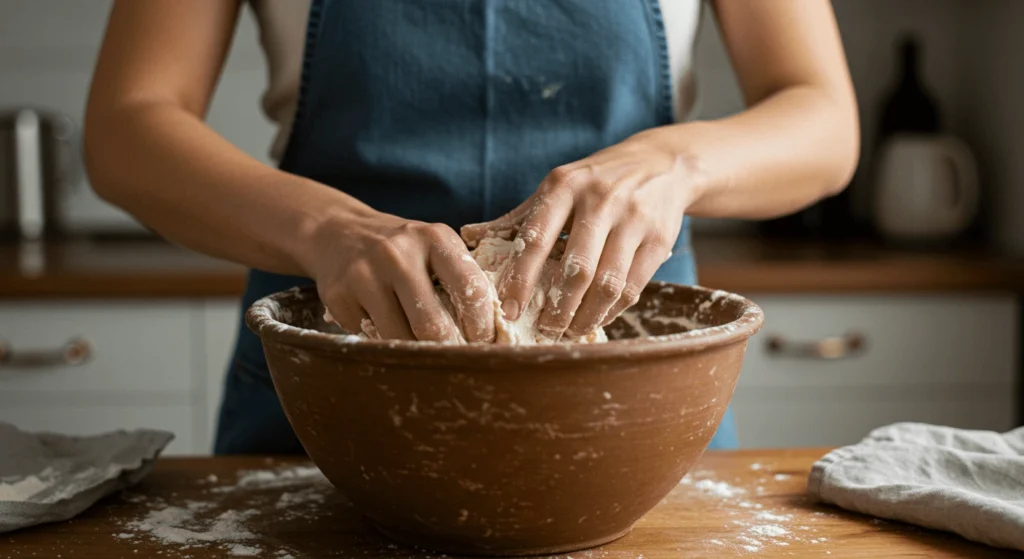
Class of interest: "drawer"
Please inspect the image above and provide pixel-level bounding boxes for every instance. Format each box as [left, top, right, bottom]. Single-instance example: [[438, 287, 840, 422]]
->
[[0, 403, 197, 456], [0, 302, 196, 394], [731, 385, 1017, 449], [738, 295, 1017, 388], [201, 300, 242, 453]]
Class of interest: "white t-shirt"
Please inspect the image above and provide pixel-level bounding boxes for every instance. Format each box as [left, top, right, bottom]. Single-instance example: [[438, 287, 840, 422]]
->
[[248, 0, 703, 162]]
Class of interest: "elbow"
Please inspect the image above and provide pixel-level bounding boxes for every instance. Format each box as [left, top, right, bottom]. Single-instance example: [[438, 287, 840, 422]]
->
[[83, 103, 127, 207], [820, 95, 861, 198]]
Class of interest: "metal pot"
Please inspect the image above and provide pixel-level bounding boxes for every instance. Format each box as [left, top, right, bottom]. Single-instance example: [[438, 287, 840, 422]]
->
[[0, 107, 81, 241]]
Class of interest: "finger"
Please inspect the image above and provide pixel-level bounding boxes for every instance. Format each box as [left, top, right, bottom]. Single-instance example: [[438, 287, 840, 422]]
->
[[565, 226, 641, 339], [460, 192, 538, 247], [602, 241, 669, 326], [429, 239, 495, 343], [391, 263, 465, 343], [357, 282, 417, 341], [536, 212, 611, 341], [497, 187, 574, 321], [322, 294, 369, 336]]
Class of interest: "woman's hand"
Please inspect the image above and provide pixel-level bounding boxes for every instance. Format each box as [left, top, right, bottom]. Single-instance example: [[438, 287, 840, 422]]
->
[[464, 130, 699, 341], [305, 211, 495, 343]]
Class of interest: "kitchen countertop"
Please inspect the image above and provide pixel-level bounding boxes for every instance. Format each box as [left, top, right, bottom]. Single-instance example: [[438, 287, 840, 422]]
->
[[3, 236, 1024, 299], [1, 449, 1014, 558]]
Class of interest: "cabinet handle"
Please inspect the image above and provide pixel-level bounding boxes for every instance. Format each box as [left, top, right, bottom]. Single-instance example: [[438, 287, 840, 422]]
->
[[0, 337, 92, 368], [764, 332, 866, 360]]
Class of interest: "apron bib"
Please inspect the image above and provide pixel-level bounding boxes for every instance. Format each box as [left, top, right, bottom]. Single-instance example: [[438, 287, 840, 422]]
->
[[214, 0, 736, 454]]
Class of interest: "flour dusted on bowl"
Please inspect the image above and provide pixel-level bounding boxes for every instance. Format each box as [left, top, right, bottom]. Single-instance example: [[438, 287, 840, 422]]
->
[[324, 236, 607, 345]]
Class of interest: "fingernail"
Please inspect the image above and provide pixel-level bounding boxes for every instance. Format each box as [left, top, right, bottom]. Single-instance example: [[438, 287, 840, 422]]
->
[[501, 299, 521, 321]]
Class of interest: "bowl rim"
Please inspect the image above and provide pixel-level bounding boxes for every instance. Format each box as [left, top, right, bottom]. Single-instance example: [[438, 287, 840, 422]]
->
[[245, 282, 764, 361]]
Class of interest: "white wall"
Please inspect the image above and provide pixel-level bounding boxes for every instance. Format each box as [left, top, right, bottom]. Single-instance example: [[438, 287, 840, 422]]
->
[[0, 0, 274, 232]]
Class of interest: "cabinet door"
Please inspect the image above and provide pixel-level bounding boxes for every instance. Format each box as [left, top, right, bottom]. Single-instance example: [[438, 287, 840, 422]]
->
[[732, 385, 1016, 448], [730, 294, 1019, 448], [200, 300, 243, 453], [737, 294, 1017, 389], [0, 302, 194, 395]]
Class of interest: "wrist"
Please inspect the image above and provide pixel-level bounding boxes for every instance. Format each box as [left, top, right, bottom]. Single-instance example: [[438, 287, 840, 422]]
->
[[290, 183, 383, 278], [632, 124, 712, 210]]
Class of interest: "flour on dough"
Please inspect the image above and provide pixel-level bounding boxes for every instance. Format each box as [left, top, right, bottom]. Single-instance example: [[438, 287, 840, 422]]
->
[[323, 237, 607, 345], [470, 237, 606, 344]]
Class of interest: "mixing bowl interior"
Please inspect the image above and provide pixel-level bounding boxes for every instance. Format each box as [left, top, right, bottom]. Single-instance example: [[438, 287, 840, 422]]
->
[[256, 282, 761, 355]]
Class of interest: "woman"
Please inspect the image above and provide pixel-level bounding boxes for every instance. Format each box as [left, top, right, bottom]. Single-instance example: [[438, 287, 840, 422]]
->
[[85, 0, 858, 454]]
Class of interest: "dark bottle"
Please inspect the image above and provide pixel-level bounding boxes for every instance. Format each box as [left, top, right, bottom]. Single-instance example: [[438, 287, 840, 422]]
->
[[878, 34, 941, 139]]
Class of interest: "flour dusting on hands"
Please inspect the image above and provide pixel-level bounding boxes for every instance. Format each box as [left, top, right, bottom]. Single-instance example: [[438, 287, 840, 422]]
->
[[324, 236, 608, 345]]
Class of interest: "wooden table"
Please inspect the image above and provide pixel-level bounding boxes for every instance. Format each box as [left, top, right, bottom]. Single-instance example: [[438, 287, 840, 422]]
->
[[2, 449, 1018, 558]]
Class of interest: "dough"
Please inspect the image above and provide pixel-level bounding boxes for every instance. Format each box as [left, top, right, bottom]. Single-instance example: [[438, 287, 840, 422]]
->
[[323, 237, 607, 345], [470, 237, 607, 345]]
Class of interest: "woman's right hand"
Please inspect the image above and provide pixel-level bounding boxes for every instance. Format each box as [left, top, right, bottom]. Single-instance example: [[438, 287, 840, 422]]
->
[[302, 210, 495, 343]]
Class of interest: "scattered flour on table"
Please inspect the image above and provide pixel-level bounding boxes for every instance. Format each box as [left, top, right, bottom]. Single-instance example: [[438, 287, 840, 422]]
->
[[693, 479, 746, 498], [227, 544, 262, 556], [120, 464, 332, 558], [678, 466, 834, 554]]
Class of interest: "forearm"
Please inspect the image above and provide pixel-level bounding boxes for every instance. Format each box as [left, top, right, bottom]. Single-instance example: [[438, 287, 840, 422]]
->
[[661, 85, 859, 220], [84, 101, 375, 276]]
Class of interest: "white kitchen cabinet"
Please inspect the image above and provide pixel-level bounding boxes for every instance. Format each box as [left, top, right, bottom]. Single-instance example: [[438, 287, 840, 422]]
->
[[0, 302, 196, 395], [731, 294, 1019, 449], [200, 300, 243, 454], [0, 301, 207, 455]]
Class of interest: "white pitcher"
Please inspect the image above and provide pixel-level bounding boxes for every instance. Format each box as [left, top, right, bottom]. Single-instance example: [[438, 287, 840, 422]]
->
[[873, 134, 979, 241]]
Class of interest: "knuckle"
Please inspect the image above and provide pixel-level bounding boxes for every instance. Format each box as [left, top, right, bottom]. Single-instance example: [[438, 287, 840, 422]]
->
[[538, 320, 568, 340], [460, 274, 491, 305], [648, 230, 675, 250], [591, 177, 618, 199], [548, 164, 586, 188], [562, 253, 596, 283], [517, 223, 548, 247], [499, 269, 528, 299], [343, 259, 375, 286], [417, 311, 454, 340], [425, 222, 458, 243], [625, 198, 647, 218], [596, 270, 626, 300], [621, 283, 643, 307], [369, 234, 407, 263], [541, 303, 574, 331]]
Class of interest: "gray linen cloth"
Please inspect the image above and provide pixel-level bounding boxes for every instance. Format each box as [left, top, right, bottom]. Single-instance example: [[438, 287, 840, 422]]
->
[[808, 422, 1024, 552], [0, 422, 173, 533]]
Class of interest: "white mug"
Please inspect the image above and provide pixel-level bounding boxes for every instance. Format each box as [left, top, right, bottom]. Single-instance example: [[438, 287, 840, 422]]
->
[[874, 134, 979, 241]]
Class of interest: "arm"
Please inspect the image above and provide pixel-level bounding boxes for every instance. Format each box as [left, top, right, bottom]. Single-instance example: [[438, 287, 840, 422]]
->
[[86, 0, 493, 342], [664, 0, 860, 218], [86, 0, 343, 276], [469, 0, 858, 340]]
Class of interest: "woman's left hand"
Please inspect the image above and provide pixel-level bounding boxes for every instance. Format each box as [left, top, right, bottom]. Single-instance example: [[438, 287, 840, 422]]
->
[[463, 130, 699, 341]]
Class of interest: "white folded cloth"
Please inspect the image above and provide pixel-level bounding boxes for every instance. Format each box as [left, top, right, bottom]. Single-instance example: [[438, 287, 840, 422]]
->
[[0, 422, 173, 533], [808, 422, 1024, 552]]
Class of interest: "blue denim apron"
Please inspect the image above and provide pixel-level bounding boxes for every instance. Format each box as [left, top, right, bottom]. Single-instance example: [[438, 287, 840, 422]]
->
[[214, 0, 738, 454]]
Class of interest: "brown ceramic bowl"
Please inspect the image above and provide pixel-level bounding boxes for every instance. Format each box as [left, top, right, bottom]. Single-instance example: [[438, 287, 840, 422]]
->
[[246, 282, 763, 556]]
